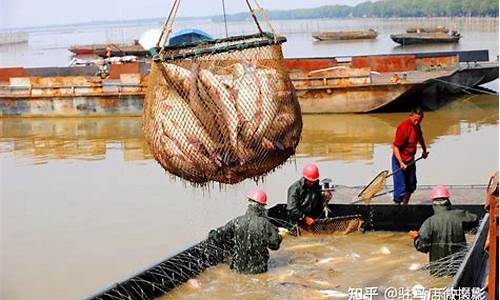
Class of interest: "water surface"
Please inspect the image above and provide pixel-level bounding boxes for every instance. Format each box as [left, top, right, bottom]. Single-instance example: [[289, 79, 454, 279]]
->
[[161, 232, 454, 300], [1, 94, 497, 299]]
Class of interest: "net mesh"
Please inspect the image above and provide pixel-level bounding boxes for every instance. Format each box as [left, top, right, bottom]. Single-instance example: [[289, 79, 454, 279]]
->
[[357, 170, 389, 203], [300, 215, 364, 235], [144, 34, 302, 184]]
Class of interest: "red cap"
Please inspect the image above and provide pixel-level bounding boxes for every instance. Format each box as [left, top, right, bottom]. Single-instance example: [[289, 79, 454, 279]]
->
[[431, 185, 450, 200], [247, 187, 267, 205], [302, 163, 320, 182]]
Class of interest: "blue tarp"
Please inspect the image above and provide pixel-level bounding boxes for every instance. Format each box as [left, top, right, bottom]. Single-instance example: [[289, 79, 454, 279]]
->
[[168, 29, 212, 46]]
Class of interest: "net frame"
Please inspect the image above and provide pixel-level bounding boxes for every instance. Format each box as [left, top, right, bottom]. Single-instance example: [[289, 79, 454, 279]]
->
[[357, 170, 389, 203]]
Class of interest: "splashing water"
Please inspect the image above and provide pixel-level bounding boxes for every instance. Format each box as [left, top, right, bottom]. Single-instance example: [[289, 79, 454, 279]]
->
[[159, 231, 468, 299]]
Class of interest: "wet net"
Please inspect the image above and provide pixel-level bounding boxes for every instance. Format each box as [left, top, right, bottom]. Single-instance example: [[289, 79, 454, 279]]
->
[[299, 215, 364, 235], [357, 170, 389, 203], [144, 32, 302, 184]]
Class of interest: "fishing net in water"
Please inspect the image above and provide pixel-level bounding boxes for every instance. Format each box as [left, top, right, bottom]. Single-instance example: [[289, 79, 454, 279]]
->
[[420, 245, 470, 278], [299, 215, 364, 235], [144, 33, 302, 184]]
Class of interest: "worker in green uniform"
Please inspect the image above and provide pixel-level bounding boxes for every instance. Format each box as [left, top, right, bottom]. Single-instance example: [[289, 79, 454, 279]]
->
[[208, 188, 283, 274], [287, 163, 333, 227], [409, 185, 478, 276]]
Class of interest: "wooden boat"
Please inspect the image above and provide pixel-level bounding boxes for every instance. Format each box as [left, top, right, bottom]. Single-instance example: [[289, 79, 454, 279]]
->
[[69, 41, 147, 57], [285, 50, 497, 113], [312, 29, 378, 41], [406, 26, 449, 33], [390, 32, 461, 45], [70, 30, 212, 57]]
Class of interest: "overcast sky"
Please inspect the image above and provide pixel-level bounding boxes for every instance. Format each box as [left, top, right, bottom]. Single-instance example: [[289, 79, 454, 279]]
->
[[1, 0, 369, 29]]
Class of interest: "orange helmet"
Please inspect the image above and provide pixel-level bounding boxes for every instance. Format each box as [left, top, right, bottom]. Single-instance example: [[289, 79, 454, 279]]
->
[[431, 185, 450, 200], [303, 163, 320, 182], [247, 187, 267, 205]]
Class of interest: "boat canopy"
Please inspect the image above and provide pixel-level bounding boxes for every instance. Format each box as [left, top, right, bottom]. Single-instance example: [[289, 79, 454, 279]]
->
[[168, 29, 213, 46]]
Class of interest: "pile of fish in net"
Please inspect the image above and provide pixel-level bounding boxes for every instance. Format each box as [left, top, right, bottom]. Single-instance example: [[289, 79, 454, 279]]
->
[[144, 34, 302, 184], [299, 215, 364, 235]]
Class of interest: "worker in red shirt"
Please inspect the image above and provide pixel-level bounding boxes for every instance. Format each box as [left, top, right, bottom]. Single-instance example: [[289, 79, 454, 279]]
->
[[392, 107, 429, 204]]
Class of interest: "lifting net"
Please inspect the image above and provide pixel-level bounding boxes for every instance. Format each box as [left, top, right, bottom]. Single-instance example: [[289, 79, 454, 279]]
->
[[357, 170, 389, 203], [144, 33, 302, 184]]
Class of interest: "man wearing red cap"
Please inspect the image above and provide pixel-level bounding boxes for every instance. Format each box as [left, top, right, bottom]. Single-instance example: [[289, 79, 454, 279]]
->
[[208, 188, 283, 274], [287, 163, 332, 227], [392, 107, 429, 204], [409, 185, 478, 275]]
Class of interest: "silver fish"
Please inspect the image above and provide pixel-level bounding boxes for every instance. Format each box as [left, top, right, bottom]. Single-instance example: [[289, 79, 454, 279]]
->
[[232, 63, 262, 144], [198, 68, 246, 162], [161, 63, 192, 96], [252, 69, 281, 143], [158, 92, 217, 172], [187, 65, 223, 146]]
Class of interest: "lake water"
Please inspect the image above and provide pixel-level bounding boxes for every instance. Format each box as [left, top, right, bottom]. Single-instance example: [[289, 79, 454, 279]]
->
[[0, 17, 498, 299]]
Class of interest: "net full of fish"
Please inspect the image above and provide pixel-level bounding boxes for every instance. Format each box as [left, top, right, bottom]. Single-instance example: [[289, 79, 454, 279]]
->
[[144, 34, 302, 184]]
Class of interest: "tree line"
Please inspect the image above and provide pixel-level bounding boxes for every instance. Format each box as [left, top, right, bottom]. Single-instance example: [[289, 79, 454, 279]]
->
[[211, 0, 498, 22]]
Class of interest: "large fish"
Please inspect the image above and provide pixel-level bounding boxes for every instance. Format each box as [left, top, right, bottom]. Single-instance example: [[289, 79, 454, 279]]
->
[[197, 73, 239, 166], [161, 63, 192, 97], [198, 68, 254, 164], [158, 93, 217, 173], [232, 63, 262, 144], [252, 69, 281, 143], [187, 65, 223, 147], [149, 113, 204, 182]]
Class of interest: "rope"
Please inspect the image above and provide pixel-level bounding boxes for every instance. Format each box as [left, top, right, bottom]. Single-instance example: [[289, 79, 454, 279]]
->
[[249, 0, 278, 39], [157, 0, 181, 50], [429, 77, 499, 96], [244, 0, 264, 34]]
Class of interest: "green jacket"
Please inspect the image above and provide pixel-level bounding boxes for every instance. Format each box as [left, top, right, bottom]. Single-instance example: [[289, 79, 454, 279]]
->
[[414, 200, 478, 275], [287, 177, 325, 223], [208, 203, 282, 274]]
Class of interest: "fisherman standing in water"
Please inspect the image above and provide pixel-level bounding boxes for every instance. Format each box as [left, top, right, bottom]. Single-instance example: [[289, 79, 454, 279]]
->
[[208, 188, 284, 274], [409, 186, 478, 276], [287, 163, 332, 228], [392, 107, 429, 204]]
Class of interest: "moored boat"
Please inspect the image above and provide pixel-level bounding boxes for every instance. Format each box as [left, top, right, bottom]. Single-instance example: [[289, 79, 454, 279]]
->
[[69, 41, 147, 57], [390, 31, 461, 45], [285, 50, 497, 113], [0, 50, 497, 116], [406, 26, 449, 33], [312, 29, 378, 41]]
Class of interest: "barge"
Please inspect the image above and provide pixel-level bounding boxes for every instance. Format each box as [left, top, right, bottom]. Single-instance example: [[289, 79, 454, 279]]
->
[[390, 32, 461, 45], [69, 41, 147, 57], [0, 50, 497, 116], [311, 29, 378, 41]]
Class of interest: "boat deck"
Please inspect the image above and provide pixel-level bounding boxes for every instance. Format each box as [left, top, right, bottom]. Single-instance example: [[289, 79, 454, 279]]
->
[[370, 69, 454, 85]]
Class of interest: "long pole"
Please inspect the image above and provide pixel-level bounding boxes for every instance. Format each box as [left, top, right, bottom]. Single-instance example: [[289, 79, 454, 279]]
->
[[221, 0, 228, 38]]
